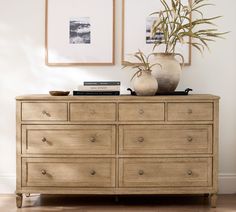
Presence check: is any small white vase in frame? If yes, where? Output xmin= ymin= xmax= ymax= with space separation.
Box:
xmin=132 ymin=70 xmax=158 ymax=96
xmin=151 ymin=53 xmax=183 ymax=93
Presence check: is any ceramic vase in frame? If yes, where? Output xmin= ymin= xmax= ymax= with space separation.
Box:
xmin=132 ymin=70 xmax=158 ymax=96
xmin=151 ymin=53 xmax=184 ymax=93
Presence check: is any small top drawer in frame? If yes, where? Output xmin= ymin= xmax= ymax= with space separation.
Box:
xmin=119 ymin=103 xmax=164 ymax=121
xmin=70 ymin=103 xmax=116 ymax=122
xmin=22 ymin=102 xmax=68 ymax=121
xmin=167 ymin=103 xmax=213 ymax=121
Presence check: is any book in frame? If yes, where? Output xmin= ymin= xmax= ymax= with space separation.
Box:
xmin=84 ymin=81 xmax=120 ymax=86
xmin=78 ymin=85 xmax=120 ymax=91
xmin=73 ymin=91 xmax=120 ymax=96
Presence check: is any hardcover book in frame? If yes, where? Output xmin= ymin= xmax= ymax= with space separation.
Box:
xmin=78 ymin=85 xmax=120 ymax=91
xmin=73 ymin=91 xmax=120 ymax=96
xmin=84 ymin=81 xmax=121 ymax=86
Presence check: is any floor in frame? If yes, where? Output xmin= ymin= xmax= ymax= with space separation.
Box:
xmin=0 ymin=194 xmax=236 ymax=212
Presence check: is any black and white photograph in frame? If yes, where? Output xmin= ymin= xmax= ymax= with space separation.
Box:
xmin=46 ymin=0 xmax=114 ymax=65
xmin=70 ymin=17 xmax=91 ymax=44
xmin=146 ymin=17 xmax=163 ymax=44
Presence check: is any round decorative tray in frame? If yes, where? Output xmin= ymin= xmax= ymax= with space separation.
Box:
xmin=49 ymin=91 xmax=70 ymax=96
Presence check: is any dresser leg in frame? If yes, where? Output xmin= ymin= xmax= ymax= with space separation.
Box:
xmin=210 ymin=193 xmax=217 ymax=208
xmin=16 ymin=193 xmax=23 ymax=208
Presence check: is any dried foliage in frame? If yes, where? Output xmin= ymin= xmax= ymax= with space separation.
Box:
xmin=151 ymin=0 xmax=228 ymax=54
xmin=123 ymin=50 xmax=161 ymax=80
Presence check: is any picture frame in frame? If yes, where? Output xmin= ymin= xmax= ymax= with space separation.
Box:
xmin=122 ymin=0 xmax=192 ymax=66
xmin=45 ymin=0 xmax=115 ymax=66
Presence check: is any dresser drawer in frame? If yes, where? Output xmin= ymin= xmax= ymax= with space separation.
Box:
xmin=22 ymin=158 xmax=115 ymax=187
xmin=119 ymin=103 xmax=164 ymax=121
xmin=167 ymin=103 xmax=213 ymax=121
xmin=70 ymin=103 xmax=116 ymax=122
xmin=119 ymin=125 xmax=212 ymax=154
xmin=22 ymin=102 xmax=68 ymax=121
xmin=119 ymin=158 xmax=212 ymax=187
xmin=22 ymin=125 xmax=116 ymax=155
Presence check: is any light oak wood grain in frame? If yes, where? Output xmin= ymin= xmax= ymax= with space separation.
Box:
xmin=16 ymin=94 xmax=219 ymax=208
xmin=119 ymin=103 xmax=165 ymax=121
xmin=22 ymin=158 xmax=115 ymax=188
xmin=167 ymin=102 xmax=213 ymax=121
xmin=70 ymin=103 xmax=116 ymax=122
xmin=119 ymin=158 xmax=212 ymax=188
xmin=22 ymin=102 xmax=68 ymax=121
xmin=16 ymin=94 xmax=220 ymax=101
xmin=22 ymin=125 xmax=116 ymax=155
xmin=119 ymin=125 xmax=212 ymax=154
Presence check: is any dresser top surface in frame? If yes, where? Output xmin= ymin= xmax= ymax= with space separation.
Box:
xmin=16 ymin=94 xmax=220 ymax=101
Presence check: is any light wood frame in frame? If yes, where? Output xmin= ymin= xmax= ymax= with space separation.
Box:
xmin=45 ymin=0 xmax=115 ymax=66
xmin=121 ymin=0 xmax=192 ymax=66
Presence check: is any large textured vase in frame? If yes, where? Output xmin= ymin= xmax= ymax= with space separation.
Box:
xmin=151 ymin=53 xmax=183 ymax=93
xmin=132 ymin=70 xmax=158 ymax=96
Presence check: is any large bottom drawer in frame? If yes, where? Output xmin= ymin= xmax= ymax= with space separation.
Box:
xmin=119 ymin=158 xmax=212 ymax=187
xmin=22 ymin=158 xmax=115 ymax=188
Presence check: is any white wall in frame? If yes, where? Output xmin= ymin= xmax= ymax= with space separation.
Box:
xmin=0 ymin=0 xmax=236 ymax=194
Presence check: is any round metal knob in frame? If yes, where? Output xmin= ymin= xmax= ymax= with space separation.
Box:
xmin=42 ymin=110 xmax=51 ymax=117
xmin=139 ymin=109 xmax=144 ymax=115
xmin=42 ymin=137 xmax=47 ymax=143
xmin=90 ymin=137 xmax=96 ymax=143
xmin=138 ymin=170 xmax=144 ymax=175
xmin=187 ymin=109 xmax=193 ymax=114
xmin=187 ymin=136 xmax=193 ymax=142
xmin=90 ymin=170 xmax=96 ymax=176
xmin=41 ymin=169 xmax=47 ymax=175
xmin=187 ymin=170 xmax=193 ymax=176
xmin=138 ymin=137 xmax=144 ymax=143
xmin=90 ymin=110 xmax=96 ymax=115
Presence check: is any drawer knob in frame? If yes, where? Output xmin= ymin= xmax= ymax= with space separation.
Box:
xmin=90 ymin=170 xmax=96 ymax=176
xmin=42 ymin=110 xmax=51 ymax=117
xmin=138 ymin=137 xmax=144 ymax=143
xmin=90 ymin=137 xmax=96 ymax=143
xmin=90 ymin=110 xmax=96 ymax=115
xmin=42 ymin=137 xmax=47 ymax=143
xmin=187 ymin=109 xmax=193 ymax=114
xmin=138 ymin=170 xmax=144 ymax=175
xmin=139 ymin=109 xmax=144 ymax=115
xmin=187 ymin=136 xmax=193 ymax=142
xmin=187 ymin=170 xmax=193 ymax=176
xmin=41 ymin=169 xmax=47 ymax=175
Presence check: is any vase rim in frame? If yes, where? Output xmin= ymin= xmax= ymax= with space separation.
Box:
xmin=153 ymin=52 xmax=175 ymax=56
xmin=140 ymin=69 xmax=152 ymax=74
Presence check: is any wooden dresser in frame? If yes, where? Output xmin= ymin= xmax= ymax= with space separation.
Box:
xmin=16 ymin=94 xmax=219 ymax=208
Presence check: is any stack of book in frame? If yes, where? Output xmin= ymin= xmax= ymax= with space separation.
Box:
xmin=73 ymin=81 xmax=120 ymax=96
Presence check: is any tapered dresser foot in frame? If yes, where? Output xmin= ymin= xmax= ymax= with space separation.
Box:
xmin=16 ymin=193 xmax=23 ymax=208
xmin=210 ymin=193 xmax=217 ymax=208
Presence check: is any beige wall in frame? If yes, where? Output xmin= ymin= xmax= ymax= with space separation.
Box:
xmin=0 ymin=0 xmax=236 ymax=193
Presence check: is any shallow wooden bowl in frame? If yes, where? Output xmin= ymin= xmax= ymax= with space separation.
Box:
xmin=49 ymin=91 xmax=70 ymax=96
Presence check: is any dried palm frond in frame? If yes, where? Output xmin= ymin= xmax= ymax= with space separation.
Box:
xmin=123 ymin=50 xmax=161 ymax=80
xmin=151 ymin=0 xmax=229 ymax=54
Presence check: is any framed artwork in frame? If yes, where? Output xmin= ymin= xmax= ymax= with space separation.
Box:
xmin=122 ymin=0 xmax=192 ymax=65
xmin=45 ymin=0 xmax=115 ymax=66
